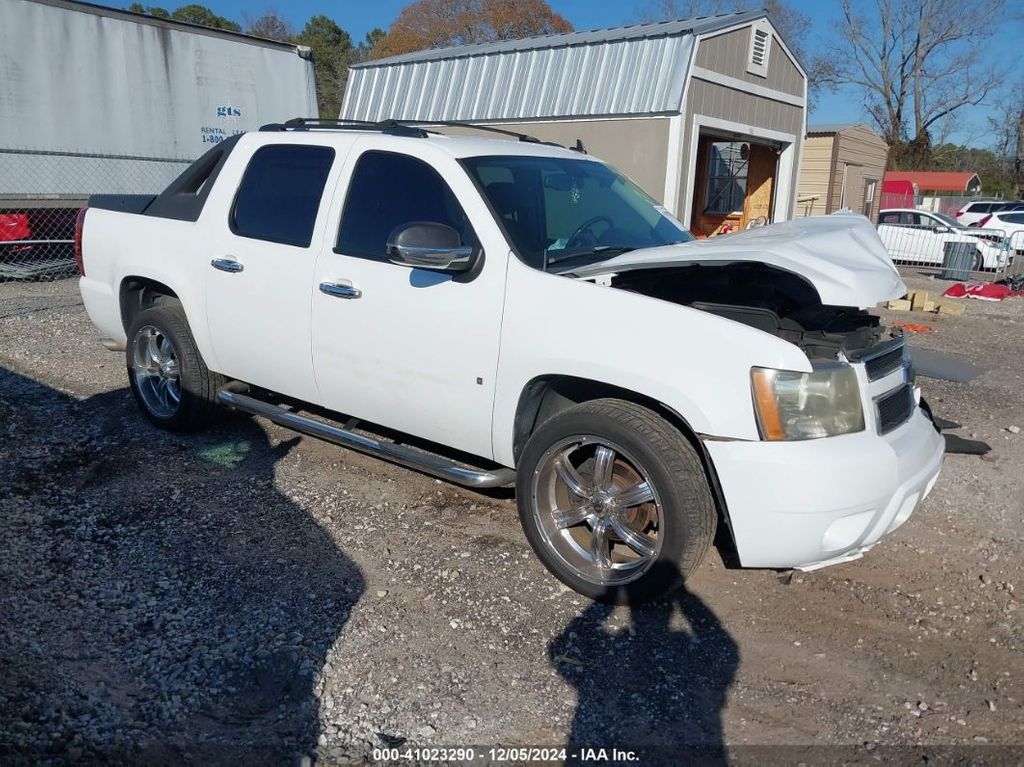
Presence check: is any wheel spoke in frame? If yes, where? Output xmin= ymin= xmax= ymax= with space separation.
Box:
xmin=611 ymin=517 xmax=656 ymax=558
xmin=552 ymin=504 xmax=591 ymax=529
xmin=166 ymin=380 xmax=181 ymax=404
xmin=590 ymin=520 xmax=612 ymax=570
xmin=155 ymin=378 xmax=169 ymax=409
xmin=157 ymin=336 xmax=174 ymax=364
xmin=146 ymin=335 xmax=161 ymax=366
xmin=554 ymin=454 xmax=591 ymax=499
xmin=611 ymin=480 xmax=654 ymax=509
xmin=592 ymin=445 xmax=615 ymax=491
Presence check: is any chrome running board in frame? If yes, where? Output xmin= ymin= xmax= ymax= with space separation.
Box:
xmin=216 ymin=388 xmax=516 ymax=489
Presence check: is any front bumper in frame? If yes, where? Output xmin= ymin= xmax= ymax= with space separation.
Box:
xmin=705 ymin=405 xmax=944 ymax=570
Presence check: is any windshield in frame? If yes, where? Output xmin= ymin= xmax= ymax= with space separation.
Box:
xmin=462 ymin=155 xmax=693 ymax=271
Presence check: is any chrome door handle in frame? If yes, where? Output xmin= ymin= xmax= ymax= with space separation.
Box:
xmin=319 ymin=281 xmax=362 ymax=299
xmin=211 ymin=257 xmax=243 ymax=273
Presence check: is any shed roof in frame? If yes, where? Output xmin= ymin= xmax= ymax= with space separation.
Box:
xmin=807 ymin=123 xmax=876 ymax=136
xmin=358 ymin=11 xmax=765 ymax=68
xmin=884 ymin=171 xmax=982 ymax=193
xmin=341 ymin=10 xmax=769 ymax=123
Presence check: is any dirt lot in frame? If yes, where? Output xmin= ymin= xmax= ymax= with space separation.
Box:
xmin=1 ymin=273 xmax=1022 ymax=764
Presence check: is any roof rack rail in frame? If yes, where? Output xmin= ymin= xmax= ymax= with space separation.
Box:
xmin=258 ymin=117 xmax=587 ymax=153
xmin=259 ymin=117 xmax=430 ymax=138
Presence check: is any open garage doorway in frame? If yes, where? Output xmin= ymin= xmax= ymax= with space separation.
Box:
xmin=689 ymin=132 xmax=785 ymax=237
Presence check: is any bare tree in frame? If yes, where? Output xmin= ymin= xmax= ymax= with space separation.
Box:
xmin=988 ymin=85 xmax=1024 ymax=196
xmin=818 ymin=0 xmax=1006 ymax=150
xmin=242 ymin=9 xmax=295 ymax=41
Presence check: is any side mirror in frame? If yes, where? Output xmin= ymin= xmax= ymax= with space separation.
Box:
xmin=386 ymin=222 xmax=476 ymax=272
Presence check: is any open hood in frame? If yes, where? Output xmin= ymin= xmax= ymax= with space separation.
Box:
xmin=571 ymin=212 xmax=906 ymax=308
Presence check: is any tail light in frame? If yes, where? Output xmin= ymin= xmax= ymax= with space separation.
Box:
xmin=74 ymin=207 xmax=88 ymax=276
xmin=954 ymin=210 xmax=963 ymax=218
xmin=977 ymin=214 xmax=992 ymax=228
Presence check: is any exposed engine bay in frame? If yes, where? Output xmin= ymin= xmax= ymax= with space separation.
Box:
xmin=609 ymin=262 xmax=898 ymax=360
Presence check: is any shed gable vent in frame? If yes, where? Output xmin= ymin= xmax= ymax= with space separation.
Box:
xmin=746 ymin=20 xmax=772 ymax=78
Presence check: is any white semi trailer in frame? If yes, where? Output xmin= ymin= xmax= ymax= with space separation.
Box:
xmin=0 ymin=0 xmax=318 ymax=278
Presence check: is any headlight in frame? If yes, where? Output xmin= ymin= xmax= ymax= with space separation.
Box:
xmin=751 ymin=362 xmax=864 ymax=440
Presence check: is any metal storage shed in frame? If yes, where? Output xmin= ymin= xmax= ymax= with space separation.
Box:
xmin=797 ymin=124 xmax=889 ymax=220
xmin=341 ymin=10 xmax=808 ymax=235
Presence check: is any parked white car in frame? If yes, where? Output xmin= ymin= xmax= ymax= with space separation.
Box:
xmin=954 ymin=199 xmax=1011 ymax=227
xmin=977 ymin=210 xmax=1024 ymax=256
xmin=75 ymin=119 xmax=944 ymax=602
xmin=877 ymin=208 xmax=1006 ymax=270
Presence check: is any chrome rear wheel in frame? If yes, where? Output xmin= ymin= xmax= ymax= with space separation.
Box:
xmin=131 ymin=325 xmax=181 ymax=419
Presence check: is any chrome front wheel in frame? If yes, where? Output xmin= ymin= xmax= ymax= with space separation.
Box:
xmin=131 ymin=325 xmax=181 ymax=419
xmin=516 ymin=399 xmax=716 ymax=603
xmin=531 ymin=436 xmax=664 ymax=587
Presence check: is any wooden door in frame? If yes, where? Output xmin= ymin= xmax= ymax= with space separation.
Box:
xmin=741 ymin=144 xmax=776 ymax=227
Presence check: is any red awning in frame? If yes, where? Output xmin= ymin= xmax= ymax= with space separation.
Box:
xmin=883 ymin=171 xmax=981 ymax=193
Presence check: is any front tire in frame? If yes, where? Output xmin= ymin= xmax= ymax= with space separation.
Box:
xmin=126 ymin=304 xmax=224 ymax=432
xmin=516 ymin=399 xmax=716 ymax=603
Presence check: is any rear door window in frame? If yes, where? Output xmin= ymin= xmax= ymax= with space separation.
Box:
xmin=231 ymin=144 xmax=336 ymax=247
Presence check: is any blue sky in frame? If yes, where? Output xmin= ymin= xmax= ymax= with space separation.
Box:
xmin=179 ymin=0 xmax=1018 ymax=146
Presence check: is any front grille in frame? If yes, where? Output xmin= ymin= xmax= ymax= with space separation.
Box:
xmin=875 ymin=384 xmax=916 ymax=435
xmin=864 ymin=344 xmax=905 ymax=381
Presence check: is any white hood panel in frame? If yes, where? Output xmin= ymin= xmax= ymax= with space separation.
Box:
xmin=574 ymin=212 xmax=906 ymax=309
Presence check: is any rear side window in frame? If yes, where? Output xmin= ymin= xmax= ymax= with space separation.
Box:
xmin=1002 ymin=213 xmax=1024 ymax=224
xmin=231 ymin=145 xmax=335 ymax=247
xmin=967 ymin=203 xmax=991 ymax=213
xmin=336 ymin=151 xmax=476 ymax=261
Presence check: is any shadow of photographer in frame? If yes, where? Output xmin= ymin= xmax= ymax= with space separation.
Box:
xmin=550 ymin=564 xmax=738 ymax=766
xmin=0 ymin=368 xmax=364 ymax=763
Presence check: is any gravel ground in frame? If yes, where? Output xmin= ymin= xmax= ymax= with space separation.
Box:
xmin=1 ymin=274 xmax=1022 ymax=764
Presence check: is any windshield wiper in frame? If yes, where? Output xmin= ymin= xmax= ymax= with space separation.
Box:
xmin=545 ymin=245 xmax=635 ymax=268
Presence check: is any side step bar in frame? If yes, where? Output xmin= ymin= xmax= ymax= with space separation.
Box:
xmin=216 ymin=388 xmax=516 ymax=489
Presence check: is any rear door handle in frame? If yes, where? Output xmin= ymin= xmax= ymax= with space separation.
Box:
xmin=211 ymin=257 xmax=243 ymax=273
xmin=319 ymin=281 xmax=362 ymax=299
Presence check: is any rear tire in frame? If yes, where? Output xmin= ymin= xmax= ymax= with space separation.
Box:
xmin=516 ymin=398 xmax=716 ymax=604
xmin=126 ymin=304 xmax=224 ymax=432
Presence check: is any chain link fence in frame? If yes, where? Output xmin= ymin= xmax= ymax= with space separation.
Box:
xmin=0 ymin=148 xmax=192 ymax=282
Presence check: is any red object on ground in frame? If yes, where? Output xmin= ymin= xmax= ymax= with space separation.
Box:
xmin=0 ymin=213 xmax=31 ymax=242
xmin=893 ymin=322 xmax=933 ymax=334
xmin=942 ymin=283 xmax=1017 ymax=301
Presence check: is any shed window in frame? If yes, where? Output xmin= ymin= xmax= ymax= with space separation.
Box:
xmin=862 ymin=180 xmax=877 ymax=218
xmin=746 ymin=20 xmax=772 ymax=78
xmin=704 ymin=142 xmax=748 ymax=214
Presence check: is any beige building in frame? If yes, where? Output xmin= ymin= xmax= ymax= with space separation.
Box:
xmin=342 ymin=11 xmax=808 ymax=237
xmin=797 ymin=124 xmax=889 ymax=220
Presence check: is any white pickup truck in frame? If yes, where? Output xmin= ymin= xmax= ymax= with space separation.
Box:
xmin=76 ymin=119 xmax=944 ymax=602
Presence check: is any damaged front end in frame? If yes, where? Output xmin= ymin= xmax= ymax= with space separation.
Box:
xmin=607 ymin=261 xmax=896 ymax=361
xmin=572 ymin=212 xmax=909 ymax=363
xmin=573 ymin=213 xmax=923 ymax=439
